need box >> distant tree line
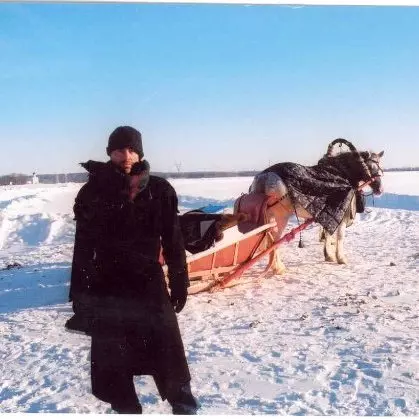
[384,167,419,172]
[1,167,418,186]
[0,171,260,185]
[154,170,260,179]
[0,173,29,186]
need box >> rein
[357,154,383,203]
[357,174,382,207]
[358,175,380,191]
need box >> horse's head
[360,150,385,195]
[319,147,385,195]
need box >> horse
[319,187,363,265]
[317,138,367,263]
[234,147,384,274]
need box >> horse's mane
[317,150,372,182]
[318,150,369,165]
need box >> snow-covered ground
[1,172,418,414]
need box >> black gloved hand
[170,281,188,313]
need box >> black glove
[170,281,188,313]
[65,293,95,335]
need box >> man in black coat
[66,126,199,414]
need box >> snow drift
[0,173,418,414]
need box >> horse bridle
[326,138,383,195]
[358,155,384,191]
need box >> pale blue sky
[1,3,418,174]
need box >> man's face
[109,147,140,174]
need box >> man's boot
[167,381,199,415]
[111,401,143,414]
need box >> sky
[0,2,419,175]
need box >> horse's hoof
[325,255,337,263]
[337,258,348,265]
[273,266,286,275]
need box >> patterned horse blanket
[262,161,358,235]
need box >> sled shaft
[218,219,314,288]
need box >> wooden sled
[161,195,318,295]
[162,221,277,294]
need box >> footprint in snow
[241,351,262,363]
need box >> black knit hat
[106,126,143,157]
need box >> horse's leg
[324,230,337,262]
[319,227,325,242]
[335,222,348,265]
[334,197,355,264]
[270,214,289,275]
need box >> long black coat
[67,160,191,398]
